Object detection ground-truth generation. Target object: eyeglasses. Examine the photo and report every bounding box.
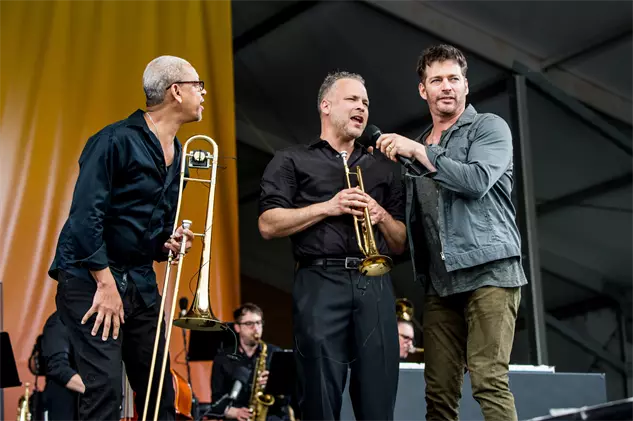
[399,333,414,343]
[167,80,205,92]
[238,320,264,328]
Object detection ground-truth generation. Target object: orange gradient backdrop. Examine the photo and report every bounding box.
[0,0,239,414]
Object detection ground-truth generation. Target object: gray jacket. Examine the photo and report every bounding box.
[405,105,522,281]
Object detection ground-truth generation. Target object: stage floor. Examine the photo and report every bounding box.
[340,363,607,420]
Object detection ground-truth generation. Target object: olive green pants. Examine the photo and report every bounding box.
[423,286,521,421]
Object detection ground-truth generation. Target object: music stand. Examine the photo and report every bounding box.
[264,350,295,397]
[1,332,21,389]
[187,323,237,362]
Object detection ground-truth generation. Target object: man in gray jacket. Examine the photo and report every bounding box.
[376,44,527,421]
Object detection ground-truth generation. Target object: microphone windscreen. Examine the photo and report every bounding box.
[368,124,382,144]
[358,124,382,148]
[179,297,188,311]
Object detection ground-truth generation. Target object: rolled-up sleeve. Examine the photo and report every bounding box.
[258,151,297,215]
[383,165,406,223]
[68,131,119,270]
[42,314,77,387]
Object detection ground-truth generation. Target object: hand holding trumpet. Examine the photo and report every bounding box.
[326,187,369,217]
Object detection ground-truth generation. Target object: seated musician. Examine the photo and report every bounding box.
[397,319,416,361]
[396,298,423,362]
[211,303,290,421]
[40,310,85,421]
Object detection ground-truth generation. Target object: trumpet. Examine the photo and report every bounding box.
[340,151,393,276]
[142,135,228,421]
[17,382,31,421]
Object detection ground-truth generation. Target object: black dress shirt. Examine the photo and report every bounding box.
[41,312,79,421]
[48,109,186,306]
[259,139,405,260]
[211,343,289,419]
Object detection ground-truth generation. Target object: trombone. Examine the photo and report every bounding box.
[340,151,393,276]
[142,135,228,421]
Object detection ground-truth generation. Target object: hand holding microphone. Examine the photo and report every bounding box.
[359,125,429,176]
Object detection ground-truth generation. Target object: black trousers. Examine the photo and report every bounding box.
[55,271,175,421]
[43,380,79,421]
[292,265,400,421]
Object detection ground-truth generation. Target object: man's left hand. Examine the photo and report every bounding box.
[258,370,269,387]
[376,133,421,162]
[163,225,194,264]
[366,196,387,225]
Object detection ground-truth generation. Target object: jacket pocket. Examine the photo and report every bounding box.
[448,195,490,251]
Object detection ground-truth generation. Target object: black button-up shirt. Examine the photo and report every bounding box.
[48,109,185,306]
[259,139,405,260]
[211,343,289,418]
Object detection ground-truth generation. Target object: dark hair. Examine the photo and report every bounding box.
[233,302,263,322]
[317,71,365,112]
[416,44,468,83]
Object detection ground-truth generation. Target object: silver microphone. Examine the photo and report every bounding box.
[229,380,242,400]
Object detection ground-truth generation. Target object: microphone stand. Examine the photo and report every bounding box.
[200,393,234,419]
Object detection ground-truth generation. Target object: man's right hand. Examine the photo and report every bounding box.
[225,406,252,421]
[83,269,124,341]
[327,187,369,217]
[65,373,86,394]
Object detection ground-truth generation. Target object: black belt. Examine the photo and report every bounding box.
[297,257,364,270]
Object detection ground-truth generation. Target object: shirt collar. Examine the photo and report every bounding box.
[419,104,477,140]
[125,108,182,153]
[456,104,477,126]
[125,109,151,130]
[308,137,370,154]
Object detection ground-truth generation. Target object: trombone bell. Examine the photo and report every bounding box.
[173,293,225,331]
[396,298,414,322]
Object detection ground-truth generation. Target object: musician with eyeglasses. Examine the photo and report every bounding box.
[258,71,406,420]
[210,303,291,421]
[397,321,416,361]
[48,55,204,420]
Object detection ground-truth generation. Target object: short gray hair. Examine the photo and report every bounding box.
[317,71,365,112]
[143,55,192,106]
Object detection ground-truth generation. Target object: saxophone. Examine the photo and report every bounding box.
[248,341,275,421]
[17,382,32,421]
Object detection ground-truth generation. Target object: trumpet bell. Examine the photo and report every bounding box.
[360,255,393,277]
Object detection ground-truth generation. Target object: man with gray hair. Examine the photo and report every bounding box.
[49,55,206,420]
[258,71,406,420]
